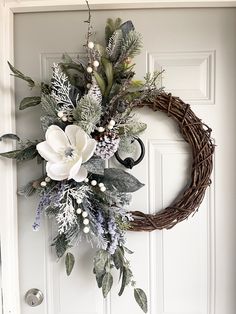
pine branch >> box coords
[73,94,102,134]
[117,31,142,64]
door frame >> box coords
[0,1,234,313]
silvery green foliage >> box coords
[118,30,142,63]
[118,121,147,136]
[103,168,144,193]
[73,94,102,134]
[106,29,123,62]
[83,157,105,175]
[51,63,74,111]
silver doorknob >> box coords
[25,288,44,307]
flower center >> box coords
[63,147,78,161]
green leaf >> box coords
[0,149,21,159]
[95,271,106,288]
[112,247,124,269]
[52,234,70,258]
[0,143,38,161]
[101,57,113,96]
[118,267,133,296]
[102,272,113,298]
[19,96,41,110]
[65,252,75,276]
[95,44,107,57]
[118,122,147,136]
[124,246,134,254]
[0,134,20,142]
[7,61,35,88]
[103,168,144,193]
[134,288,148,313]
[93,71,106,95]
[83,157,105,175]
[94,250,109,275]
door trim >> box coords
[0,1,230,313]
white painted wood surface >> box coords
[0,3,236,314]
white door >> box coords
[9,7,236,314]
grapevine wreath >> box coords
[0,7,214,313]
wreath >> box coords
[0,6,214,313]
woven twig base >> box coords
[130,92,215,231]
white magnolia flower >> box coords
[36,125,96,182]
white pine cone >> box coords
[95,132,120,160]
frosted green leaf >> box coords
[8,61,35,88]
[134,288,148,313]
[118,122,147,136]
[102,272,113,298]
[65,252,75,276]
[19,96,41,110]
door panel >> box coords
[14,8,236,314]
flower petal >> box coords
[82,139,97,163]
[46,125,69,153]
[65,125,81,147]
[46,161,71,181]
[75,128,88,152]
[72,165,88,182]
[36,141,61,162]
[68,157,82,180]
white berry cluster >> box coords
[86,41,100,74]
[40,176,51,187]
[76,207,90,233]
[84,177,106,192]
[97,119,116,133]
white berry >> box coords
[84,178,89,183]
[100,186,106,192]
[97,127,105,132]
[86,83,92,89]
[57,111,64,118]
[98,182,104,187]
[62,116,68,122]
[45,177,51,183]
[109,120,116,126]
[93,60,99,67]
[83,218,89,225]
[107,124,113,130]
[82,211,88,218]
[83,226,90,233]
[76,208,82,214]
[91,180,97,186]
[40,181,47,187]
[77,199,82,204]
[87,66,93,73]
[88,41,94,49]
